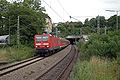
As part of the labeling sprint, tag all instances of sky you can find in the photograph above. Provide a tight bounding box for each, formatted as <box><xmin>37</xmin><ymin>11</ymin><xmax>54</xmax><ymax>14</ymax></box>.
<box><xmin>7</xmin><ymin>0</ymin><xmax>120</xmax><ymax>23</ymax></box>
<box><xmin>41</xmin><ymin>0</ymin><xmax>120</xmax><ymax>23</ymax></box>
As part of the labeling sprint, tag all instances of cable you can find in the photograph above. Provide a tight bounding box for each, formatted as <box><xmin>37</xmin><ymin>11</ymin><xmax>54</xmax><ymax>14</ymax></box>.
<box><xmin>57</xmin><ymin>0</ymin><xmax>70</xmax><ymax>16</ymax></box>
<box><xmin>57</xmin><ymin>0</ymin><xmax>77</xmax><ymax>22</ymax></box>
<box><xmin>57</xmin><ymin>0</ymin><xmax>96</xmax><ymax>22</ymax></box>
<box><xmin>57</xmin><ymin>0</ymin><xmax>83</xmax><ymax>21</ymax></box>
<box><xmin>42</xmin><ymin>0</ymin><xmax>65</xmax><ymax>22</ymax></box>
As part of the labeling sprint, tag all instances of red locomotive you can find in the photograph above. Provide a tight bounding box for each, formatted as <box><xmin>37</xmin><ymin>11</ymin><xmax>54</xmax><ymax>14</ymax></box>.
<box><xmin>34</xmin><ymin>33</ymin><xmax>70</xmax><ymax>56</ymax></box>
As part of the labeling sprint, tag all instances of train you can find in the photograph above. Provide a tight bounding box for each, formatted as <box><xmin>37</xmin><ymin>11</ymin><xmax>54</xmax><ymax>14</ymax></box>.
<box><xmin>34</xmin><ymin>33</ymin><xmax>70</xmax><ymax>56</ymax></box>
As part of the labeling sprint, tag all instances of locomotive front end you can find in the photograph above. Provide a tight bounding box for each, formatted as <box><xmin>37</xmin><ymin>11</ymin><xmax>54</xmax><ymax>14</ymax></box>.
<box><xmin>34</xmin><ymin>34</ymin><xmax>50</xmax><ymax>54</ymax></box>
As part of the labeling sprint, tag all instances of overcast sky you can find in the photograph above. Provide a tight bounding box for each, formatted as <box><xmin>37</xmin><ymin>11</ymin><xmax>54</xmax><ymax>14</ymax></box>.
<box><xmin>41</xmin><ymin>0</ymin><xmax>120</xmax><ymax>23</ymax></box>
<box><xmin>7</xmin><ymin>0</ymin><xmax>120</xmax><ymax>23</ymax></box>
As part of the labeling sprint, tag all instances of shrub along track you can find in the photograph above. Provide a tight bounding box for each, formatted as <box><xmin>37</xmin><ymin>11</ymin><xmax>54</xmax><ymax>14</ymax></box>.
<box><xmin>0</xmin><ymin>45</ymin><xmax>78</xmax><ymax>80</ymax></box>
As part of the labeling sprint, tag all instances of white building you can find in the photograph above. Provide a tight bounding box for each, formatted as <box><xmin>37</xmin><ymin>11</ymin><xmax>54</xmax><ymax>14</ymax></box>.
<box><xmin>45</xmin><ymin>17</ymin><xmax>52</xmax><ymax>33</ymax></box>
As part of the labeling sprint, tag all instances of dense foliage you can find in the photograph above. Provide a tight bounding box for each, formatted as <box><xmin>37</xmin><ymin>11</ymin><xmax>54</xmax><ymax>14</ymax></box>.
<box><xmin>56</xmin><ymin>15</ymin><xmax>120</xmax><ymax>37</ymax></box>
<box><xmin>0</xmin><ymin>0</ymin><xmax>48</xmax><ymax>46</ymax></box>
<box><xmin>54</xmin><ymin>21</ymin><xmax>83</xmax><ymax>37</ymax></box>
<box><xmin>77</xmin><ymin>30</ymin><xmax>120</xmax><ymax>60</ymax></box>
<box><xmin>72</xmin><ymin>30</ymin><xmax>120</xmax><ymax>80</ymax></box>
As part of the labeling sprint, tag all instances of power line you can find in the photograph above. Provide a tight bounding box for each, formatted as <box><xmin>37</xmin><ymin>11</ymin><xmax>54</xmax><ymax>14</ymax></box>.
<box><xmin>73</xmin><ymin>16</ymin><xmax>95</xmax><ymax>18</ymax></box>
<box><xmin>42</xmin><ymin>0</ymin><xmax>65</xmax><ymax>22</ymax></box>
<box><xmin>57</xmin><ymin>0</ymin><xmax>70</xmax><ymax>16</ymax></box>
<box><xmin>56</xmin><ymin>0</ymin><xmax>95</xmax><ymax>22</ymax></box>
<box><xmin>69</xmin><ymin>16</ymin><xmax>81</xmax><ymax>21</ymax></box>
<box><xmin>57</xmin><ymin>0</ymin><xmax>74</xmax><ymax>21</ymax></box>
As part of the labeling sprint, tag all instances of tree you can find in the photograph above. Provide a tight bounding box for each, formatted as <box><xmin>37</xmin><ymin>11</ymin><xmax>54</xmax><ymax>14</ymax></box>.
<box><xmin>0</xmin><ymin>0</ymin><xmax>48</xmax><ymax>46</ymax></box>
<box><xmin>55</xmin><ymin>21</ymin><xmax>83</xmax><ymax>37</ymax></box>
<box><xmin>23</xmin><ymin>0</ymin><xmax>45</xmax><ymax>11</ymax></box>
<box><xmin>107</xmin><ymin>15</ymin><xmax>120</xmax><ymax>31</ymax></box>
<box><xmin>0</xmin><ymin>0</ymin><xmax>10</xmax><ymax>35</ymax></box>
<box><xmin>83</xmin><ymin>16</ymin><xmax>106</xmax><ymax>34</ymax></box>
<box><xmin>84</xmin><ymin>18</ymin><xmax>90</xmax><ymax>27</ymax></box>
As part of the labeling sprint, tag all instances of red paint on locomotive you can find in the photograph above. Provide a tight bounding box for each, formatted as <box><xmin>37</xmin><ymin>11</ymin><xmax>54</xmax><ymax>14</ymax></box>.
<box><xmin>34</xmin><ymin>33</ymin><xmax>70</xmax><ymax>55</ymax></box>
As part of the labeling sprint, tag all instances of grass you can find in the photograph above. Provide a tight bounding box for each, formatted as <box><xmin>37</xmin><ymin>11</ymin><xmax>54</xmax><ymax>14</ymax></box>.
<box><xmin>0</xmin><ymin>45</ymin><xmax>34</xmax><ymax>62</ymax></box>
<box><xmin>0</xmin><ymin>49</ymin><xmax>9</xmax><ymax>61</ymax></box>
<box><xmin>70</xmin><ymin>56</ymin><xmax>119</xmax><ymax>80</ymax></box>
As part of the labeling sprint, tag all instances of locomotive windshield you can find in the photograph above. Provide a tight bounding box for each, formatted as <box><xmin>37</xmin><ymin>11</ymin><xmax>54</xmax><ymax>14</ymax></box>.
<box><xmin>36</xmin><ymin>36</ymin><xmax>48</xmax><ymax>41</ymax></box>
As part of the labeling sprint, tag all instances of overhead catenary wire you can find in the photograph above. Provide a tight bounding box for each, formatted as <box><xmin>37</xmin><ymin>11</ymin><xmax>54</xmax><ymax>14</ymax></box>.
<box><xmin>56</xmin><ymin>0</ymin><xmax>76</xmax><ymax>21</ymax></box>
<box><xmin>42</xmin><ymin>0</ymin><xmax>85</xmax><ymax>22</ymax></box>
<box><xmin>69</xmin><ymin>16</ymin><xmax>81</xmax><ymax>22</ymax></box>
<box><xmin>57</xmin><ymin>0</ymin><xmax>71</xmax><ymax>17</ymax></box>
<box><xmin>42</xmin><ymin>0</ymin><xmax>65</xmax><ymax>22</ymax></box>
<box><xmin>57</xmin><ymin>0</ymin><xmax>90</xmax><ymax>22</ymax></box>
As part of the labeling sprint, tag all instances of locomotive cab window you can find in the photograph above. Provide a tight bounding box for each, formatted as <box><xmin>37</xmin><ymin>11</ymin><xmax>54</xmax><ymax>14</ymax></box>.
<box><xmin>42</xmin><ymin>36</ymin><xmax>48</xmax><ymax>41</ymax></box>
<box><xmin>36</xmin><ymin>36</ymin><xmax>48</xmax><ymax>42</ymax></box>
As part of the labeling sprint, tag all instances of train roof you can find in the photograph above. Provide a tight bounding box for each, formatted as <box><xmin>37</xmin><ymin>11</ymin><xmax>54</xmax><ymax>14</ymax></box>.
<box><xmin>0</xmin><ymin>35</ymin><xmax>9</xmax><ymax>41</ymax></box>
<box><xmin>35</xmin><ymin>33</ymin><xmax>64</xmax><ymax>38</ymax></box>
<box><xmin>35</xmin><ymin>33</ymin><xmax>53</xmax><ymax>36</ymax></box>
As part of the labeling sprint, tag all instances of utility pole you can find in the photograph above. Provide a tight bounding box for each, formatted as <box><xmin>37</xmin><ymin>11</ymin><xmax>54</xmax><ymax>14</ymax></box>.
<box><xmin>69</xmin><ymin>16</ymin><xmax>79</xmax><ymax>35</ymax></box>
<box><xmin>80</xmin><ymin>28</ymin><xmax>82</xmax><ymax>35</ymax></box>
<box><xmin>105</xmin><ymin>26</ymin><xmax>107</xmax><ymax>35</ymax></box>
<box><xmin>116</xmin><ymin>11</ymin><xmax>119</xmax><ymax>30</ymax></box>
<box><xmin>8</xmin><ymin>17</ymin><xmax>10</xmax><ymax>44</ymax></box>
<box><xmin>105</xmin><ymin>20</ymin><xmax>108</xmax><ymax>35</ymax></box>
<box><xmin>2</xmin><ymin>16</ymin><xmax>5</xmax><ymax>29</ymax></box>
<box><xmin>105</xmin><ymin>10</ymin><xmax>120</xmax><ymax>30</ymax></box>
<box><xmin>17</xmin><ymin>16</ymin><xmax>20</xmax><ymax>45</ymax></box>
<box><xmin>55</xmin><ymin>27</ymin><xmax>58</xmax><ymax>37</ymax></box>
<box><xmin>2</xmin><ymin>16</ymin><xmax>11</xmax><ymax>44</ymax></box>
<box><xmin>97</xmin><ymin>15</ymin><xmax>100</xmax><ymax>34</ymax></box>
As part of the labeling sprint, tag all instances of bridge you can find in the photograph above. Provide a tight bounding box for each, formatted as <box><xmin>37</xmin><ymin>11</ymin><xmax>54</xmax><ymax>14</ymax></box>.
<box><xmin>66</xmin><ymin>35</ymin><xmax>89</xmax><ymax>44</ymax></box>
<box><xmin>66</xmin><ymin>35</ymin><xmax>82</xmax><ymax>44</ymax></box>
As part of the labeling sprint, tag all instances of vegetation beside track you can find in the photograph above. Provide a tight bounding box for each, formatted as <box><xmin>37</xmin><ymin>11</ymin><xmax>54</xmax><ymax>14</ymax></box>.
<box><xmin>71</xmin><ymin>57</ymin><xmax>118</xmax><ymax>80</ymax></box>
<box><xmin>0</xmin><ymin>45</ymin><xmax>33</xmax><ymax>62</ymax></box>
<box><xmin>71</xmin><ymin>30</ymin><xmax>120</xmax><ymax>80</ymax></box>
<box><xmin>0</xmin><ymin>0</ymin><xmax>46</xmax><ymax>62</ymax></box>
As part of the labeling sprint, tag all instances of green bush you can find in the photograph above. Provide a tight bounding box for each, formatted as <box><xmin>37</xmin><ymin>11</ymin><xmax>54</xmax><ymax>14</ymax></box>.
<box><xmin>71</xmin><ymin>57</ymin><xmax>117</xmax><ymax>80</ymax></box>
<box><xmin>73</xmin><ymin>30</ymin><xmax>120</xmax><ymax>80</ymax></box>
<box><xmin>1</xmin><ymin>45</ymin><xmax>34</xmax><ymax>62</ymax></box>
<box><xmin>78</xmin><ymin>30</ymin><xmax>120</xmax><ymax>59</ymax></box>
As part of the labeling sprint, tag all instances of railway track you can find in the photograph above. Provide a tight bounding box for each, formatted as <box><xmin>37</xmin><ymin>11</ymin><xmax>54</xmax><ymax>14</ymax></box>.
<box><xmin>0</xmin><ymin>61</ymin><xmax>9</xmax><ymax>66</ymax></box>
<box><xmin>0</xmin><ymin>56</ymin><xmax>39</xmax><ymax>70</ymax></box>
<box><xmin>0</xmin><ymin>56</ymin><xmax>44</xmax><ymax>76</ymax></box>
<box><xmin>0</xmin><ymin>45</ymin><xmax>78</xmax><ymax>80</ymax></box>
<box><xmin>35</xmin><ymin>45</ymin><xmax>78</xmax><ymax>80</ymax></box>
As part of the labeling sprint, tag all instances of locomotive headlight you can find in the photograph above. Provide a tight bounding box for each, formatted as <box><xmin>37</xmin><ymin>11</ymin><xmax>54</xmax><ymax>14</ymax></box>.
<box><xmin>36</xmin><ymin>43</ymin><xmax>41</xmax><ymax>45</ymax></box>
<box><xmin>43</xmin><ymin>43</ymin><xmax>49</xmax><ymax>45</ymax></box>
<box><xmin>36</xmin><ymin>46</ymin><xmax>38</xmax><ymax>48</ymax></box>
<box><xmin>47</xmin><ymin>46</ymin><xmax>49</xmax><ymax>47</ymax></box>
